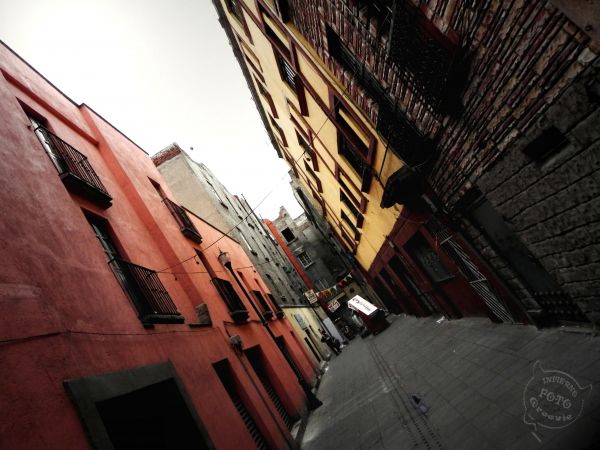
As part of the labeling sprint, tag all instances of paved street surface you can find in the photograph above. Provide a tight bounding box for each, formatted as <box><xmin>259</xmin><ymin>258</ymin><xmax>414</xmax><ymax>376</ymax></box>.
<box><xmin>300</xmin><ymin>316</ymin><xmax>600</xmax><ymax>450</ymax></box>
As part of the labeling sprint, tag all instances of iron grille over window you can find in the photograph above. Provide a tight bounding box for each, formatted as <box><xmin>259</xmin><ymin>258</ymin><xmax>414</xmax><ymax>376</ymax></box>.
<box><xmin>33</xmin><ymin>125</ymin><xmax>112</xmax><ymax>208</ymax></box>
<box><xmin>277</xmin><ymin>53</ymin><xmax>297</xmax><ymax>90</ymax></box>
<box><xmin>213</xmin><ymin>278</ymin><xmax>249</xmax><ymax>323</ymax></box>
<box><xmin>163</xmin><ymin>198</ymin><xmax>203</xmax><ymax>243</ymax></box>
<box><xmin>327</xmin><ymin>26</ymin><xmax>434</xmax><ymax>168</ymax></box>
<box><xmin>338</xmin><ymin>133</ymin><xmax>372</xmax><ymax>189</ymax></box>
<box><xmin>108</xmin><ymin>258</ymin><xmax>183</xmax><ymax>324</ymax></box>
<box><xmin>253</xmin><ymin>290</ymin><xmax>273</xmax><ymax>319</ymax></box>
<box><xmin>388</xmin><ymin>0</ymin><xmax>458</xmax><ymax>107</ymax></box>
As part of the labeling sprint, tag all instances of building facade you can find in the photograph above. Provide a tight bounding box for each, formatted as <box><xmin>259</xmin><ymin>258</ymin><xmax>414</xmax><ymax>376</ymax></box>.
<box><xmin>153</xmin><ymin>144</ymin><xmax>307</xmax><ymax>307</ymax></box>
<box><xmin>0</xmin><ymin>42</ymin><xmax>317</xmax><ymax>449</ymax></box>
<box><xmin>214</xmin><ymin>0</ymin><xmax>600</xmax><ymax>328</ymax></box>
<box><xmin>154</xmin><ymin>143</ymin><xmax>333</xmax><ymax>364</ymax></box>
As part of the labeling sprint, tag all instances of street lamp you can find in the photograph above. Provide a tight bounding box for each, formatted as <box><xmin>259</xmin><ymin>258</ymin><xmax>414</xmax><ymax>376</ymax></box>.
<box><xmin>218</xmin><ymin>250</ymin><xmax>322</xmax><ymax>411</ymax></box>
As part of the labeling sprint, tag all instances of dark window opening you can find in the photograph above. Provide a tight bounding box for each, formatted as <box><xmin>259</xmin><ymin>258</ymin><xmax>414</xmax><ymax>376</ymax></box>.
<box><xmin>522</xmin><ymin>126</ymin><xmax>569</xmax><ymax>163</ymax></box>
<box><xmin>213</xmin><ymin>360</ymin><xmax>269</xmax><ymax>450</ymax></box>
<box><xmin>253</xmin><ymin>290</ymin><xmax>273</xmax><ymax>319</ymax></box>
<box><xmin>276</xmin><ymin>53</ymin><xmax>297</xmax><ymax>91</ymax></box>
<box><xmin>270</xmin><ymin>116</ymin><xmax>288</xmax><ymax>146</ymax></box>
<box><xmin>281</xmin><ymin>227</ymin><xmax>296</xmax><ymax>243</ymax></box>
<box><xmin>212</xmin><ymin>277</ymin><xmax>249</xmax><ymax>323</ymax></box>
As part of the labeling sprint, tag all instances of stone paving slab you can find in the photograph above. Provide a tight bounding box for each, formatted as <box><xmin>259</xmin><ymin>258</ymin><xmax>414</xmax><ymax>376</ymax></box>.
<box><xmin>301</xmin><ymin>315</ymin><xmax>600</xmax><ymax>450</ymax></box>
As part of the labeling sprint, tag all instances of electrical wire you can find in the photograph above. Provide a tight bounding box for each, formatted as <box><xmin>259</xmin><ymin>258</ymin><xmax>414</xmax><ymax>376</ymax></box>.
<box><xmin>156</xmin><ymin>111</ymin><xmax>334</xmax><ymax>274</ymax></box>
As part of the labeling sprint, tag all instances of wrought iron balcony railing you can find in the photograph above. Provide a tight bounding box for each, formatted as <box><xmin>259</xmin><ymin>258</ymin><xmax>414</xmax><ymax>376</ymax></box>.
<box><xmin>163</xmin><ymin>198</ymin><xmax>203</xmax><ymax>243</ymax></box>
<box><xmin>34</xmin><ymin>126</ymin><xmax>112</xmax><ymax>208</ymax></box>
<box><xmin>108</xmin><ymin>257</ymin><xmax>184</xmax><ymax>324</ymax></box>
<box><xmin>326</xmin><ymin>0</ymin><xmax>461</xmax><ymax>113</ymax></box>
<box><xmin>213</xmin><ymin>278</ymin><xmax>250</xmax><ymax>324</ymax></box>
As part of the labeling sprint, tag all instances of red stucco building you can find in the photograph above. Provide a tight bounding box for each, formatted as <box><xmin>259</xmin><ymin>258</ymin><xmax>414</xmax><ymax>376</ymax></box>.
<box><xmin>0</xmin><ymin>41</ymin><xmax>317</xmax><ymax>449</ymax></box>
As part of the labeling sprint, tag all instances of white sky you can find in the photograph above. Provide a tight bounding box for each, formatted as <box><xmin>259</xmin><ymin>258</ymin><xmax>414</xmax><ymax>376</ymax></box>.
<box><xmin>0</xmin><ymin>0</ymin><xmax>302</xmax><ymax>219</ymax></box>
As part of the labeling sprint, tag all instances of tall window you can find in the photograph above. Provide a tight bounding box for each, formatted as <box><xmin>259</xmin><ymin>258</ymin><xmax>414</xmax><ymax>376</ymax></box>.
<box><xmin>276</xmin><ymin>53</ymin><xmax>297</xmax><ymax>90</ymax></box>
<box><xmin>86</xmin><ymin>213</ymin><xmax>182</xmax><ymax>323</ymax></box>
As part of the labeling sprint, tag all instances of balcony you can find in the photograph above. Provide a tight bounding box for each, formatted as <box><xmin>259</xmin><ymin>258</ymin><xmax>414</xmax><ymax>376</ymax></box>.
<box><xmin>34</xmin><ymin>126</ymin><xmax>112</xmax><ymax>209</ymax></box>
<box><xmin>213</xmin><ymin>278</ymin><xmax>250</xmax><ymax>324</ymax></box>
<box><xmin>164</xmin><ymin>198</ymin><xmax>203</xmax><ymax>243</ymax></box>
<box><xmin>323</xmin><ymin>0</ymin><xmax>463</xmax><ymax>114</ymax></box>
<box><xmin>109</xmin><ymin>258</ymin><xmax>184</xmax><ymax>324</ymax></box>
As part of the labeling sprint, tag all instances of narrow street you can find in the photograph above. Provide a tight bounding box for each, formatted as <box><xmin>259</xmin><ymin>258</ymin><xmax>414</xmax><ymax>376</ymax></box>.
<box><xmin>301</xmin><ymin>316</ymin><xmax>600</xmax><ymax>450</ymax></box>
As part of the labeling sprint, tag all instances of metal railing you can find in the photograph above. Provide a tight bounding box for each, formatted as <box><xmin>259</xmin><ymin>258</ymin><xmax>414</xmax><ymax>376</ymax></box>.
<box><xmin>109</xmin><ymin>258</ymin><xmax>181</xmax><ymax>319</ymax></box>
<box><xmin>326</xmin><ymin>0</ymin><xmax>460</xmax><ymax>112</ymax></box>
<box><xmin>164</xmin><ymin>198</ymin><xmax>203</xmax><ymax>243</ymax></box>
<box><xmin>34</xmin><ymin>126</ymin><xmax>111</xmax><ymax>199</ymax></box>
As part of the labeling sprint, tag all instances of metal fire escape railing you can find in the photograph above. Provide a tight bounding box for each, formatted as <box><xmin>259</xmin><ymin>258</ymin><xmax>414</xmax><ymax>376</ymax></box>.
<box><xmin>163</xmin><ymin>198</ymin><xmax>203</xmax><ymax>243</ymax></box>
<box><xmin>108</xmin><ymin>258</ymin><xmax>183</xmax><ymax>322</ymax></box>
<box><xmin>34</xmin><ymin>126</ymin><xmax>112</xmax><ymax>204</ymax></box>
<box><xmin>327</xmin><ymin>0</ymin><xmax>460</xmax><ymax>113</ymax></box>
<box><xmin>325</xmin><ymin>14</ymin><xmax>436</xmax><ymax>169</ymax></box>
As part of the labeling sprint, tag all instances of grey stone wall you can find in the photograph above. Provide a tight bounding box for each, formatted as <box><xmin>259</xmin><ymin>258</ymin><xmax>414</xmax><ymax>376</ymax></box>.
<box><xmin>459</xmin><ymin>61</ymin><xmax>600</xmax><ymax>323</ymax></box>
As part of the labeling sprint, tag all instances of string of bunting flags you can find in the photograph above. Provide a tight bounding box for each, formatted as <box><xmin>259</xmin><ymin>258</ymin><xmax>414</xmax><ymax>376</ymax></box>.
<box><xmin>315</xmin><ymin>273</ymin><xmax>354</xmax><ymax>301</ymax></box>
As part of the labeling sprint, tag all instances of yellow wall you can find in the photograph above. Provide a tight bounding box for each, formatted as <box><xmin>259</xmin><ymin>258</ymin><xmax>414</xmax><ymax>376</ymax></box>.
<box><xmin>219</xmin><ymin>0</ymin><xmax>405</xmax><ymax>271</ymax></box>
<box><xmin>282</xmin><ymin>306</ymin><xmax>331</xmax><ymax>363</ymax></box>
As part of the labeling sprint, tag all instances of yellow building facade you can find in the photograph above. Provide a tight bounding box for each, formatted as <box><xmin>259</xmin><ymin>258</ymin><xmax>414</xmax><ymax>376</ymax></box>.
<box><xmin>214</xmin><ymin>0</ymin><xmax>402</xmax><ymax>273</ymax></box>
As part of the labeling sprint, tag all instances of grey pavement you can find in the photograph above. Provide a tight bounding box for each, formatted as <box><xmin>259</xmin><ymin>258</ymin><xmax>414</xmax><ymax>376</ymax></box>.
<box><xmin>300</xmin><ymin>315</ymin><xmax>600</xmax><ymax>450</ymax></box>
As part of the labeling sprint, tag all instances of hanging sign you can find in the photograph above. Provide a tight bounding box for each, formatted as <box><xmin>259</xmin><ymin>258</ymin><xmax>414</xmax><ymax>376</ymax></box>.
<box><xmin>304</xmin><ymin>289</ymin><xmax>318</xmax><ymax>304</ymax></box>
<box><xmin>348</xmin><ymin>295</ymin><xmax>378</xmax><ymax>317</ymax></box>
<box><xmin>326</xmin><ymin>299</ymin><xmax>341</xmax><ymax>313</ymax></box>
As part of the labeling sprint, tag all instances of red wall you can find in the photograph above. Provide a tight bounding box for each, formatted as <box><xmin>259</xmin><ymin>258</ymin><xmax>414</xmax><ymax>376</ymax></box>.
<box><xmin>0</xmin><ymin>43</ymin><xmax>316</xmax><ymax>450</ymax></box>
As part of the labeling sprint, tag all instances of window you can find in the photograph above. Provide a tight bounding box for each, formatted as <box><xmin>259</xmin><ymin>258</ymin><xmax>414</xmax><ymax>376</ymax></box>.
<box><xmin>212</xmin><ymin>278</ymin><xmax>249</xmax><ymax>323</ymax></box>
<box><xmin>270</xmin><ymin>116</ymin><xmax>288</xmax><ymax>146</ymax></box>
<box><xmin>64</xmin><ymin>362</ymin><xmax>214</xmax><ymax>450</ymax></box>
<box><xmin>281</xmin><ymin>227</ymin><xmax>296</xmax><ymax>243</ymax></box>
<box><xmin>522</xmin><ymin>126</ymin><xmax>569</xmax><ymax>163</ymax></box>
<box><xmin>213</xmin><ymin>360</ymin><xmax>268</xmax><ymax>449</ymax></box>
<box><xmin>253</xmin><ymin>290</ymin><xmax>273</xmax><ymax>318</ymax></box>
<box><xmin>303</xmin><ymin>160</ymin><xmax>322</xmax><ymax>193</ymax></box>
<box><xmin>225</xmin><ymin>0</ymin><xmax>244</xmax><ymax>22</ymax></box>
<box><xmin>244</xmin><ymin>346</ymin><xmax>293</xmax><ymax>428</ymax></box>
<box><xmin>276</xmin><ymin>53</ymin><xmax>296</xmax><ymax>90</ymax></box>
<box><xmin>86</xmin><ymin>213</ymin><xmax>183</xmax><ymax>324</ymax></box>
<box><xmin>163</xmin><ymin>198</ymin><xmax>203</xmax><ymax>243</ymax></box>
<box><xmin>257</xmin><ymin>80</ymin><xmax>278</xmax><ymax>118</ymax></box>
<box><xmin>297</xmin><ymin>251</ymin><xmax>313</xmax><ymax>268</ymax></box>
<box><xmin>26</xmin><ymin>110</ymin><xmax>112</xmax><ymax>208</ymax></box>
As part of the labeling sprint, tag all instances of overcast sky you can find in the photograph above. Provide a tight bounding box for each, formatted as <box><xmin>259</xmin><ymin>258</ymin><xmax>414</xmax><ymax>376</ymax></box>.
<box><xmin>0</xmin><ymin>0</ymin><xmax>302</xmax><ymax>219</ymax></box>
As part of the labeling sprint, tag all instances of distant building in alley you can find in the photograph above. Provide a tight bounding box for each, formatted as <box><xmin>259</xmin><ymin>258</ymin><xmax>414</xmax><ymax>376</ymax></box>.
<box><xmin>0</xmin><ymin>42</ymin><xmax>319</xmax><ymax>449</ymax></box>
<box><xmin>266</xmin><ymin>206</ymin><xmax>375</xmax><ymax>340</ymax></box>
<box><xmin>153</xmin><ymin>143</ymin><xmax>333</xmax><ymax>363</ymax></box>
<box><xmin>213</xmin><ymin>0</ymin><xmax>600</xmax><ymax>329</ymax></box>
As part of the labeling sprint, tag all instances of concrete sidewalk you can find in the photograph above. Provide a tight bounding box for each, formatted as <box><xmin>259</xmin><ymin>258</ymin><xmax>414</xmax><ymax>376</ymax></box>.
<box><xmin>300</xmin><ymin>315</ymin><xmax>600</xmax><ymax>450</ymax></box>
